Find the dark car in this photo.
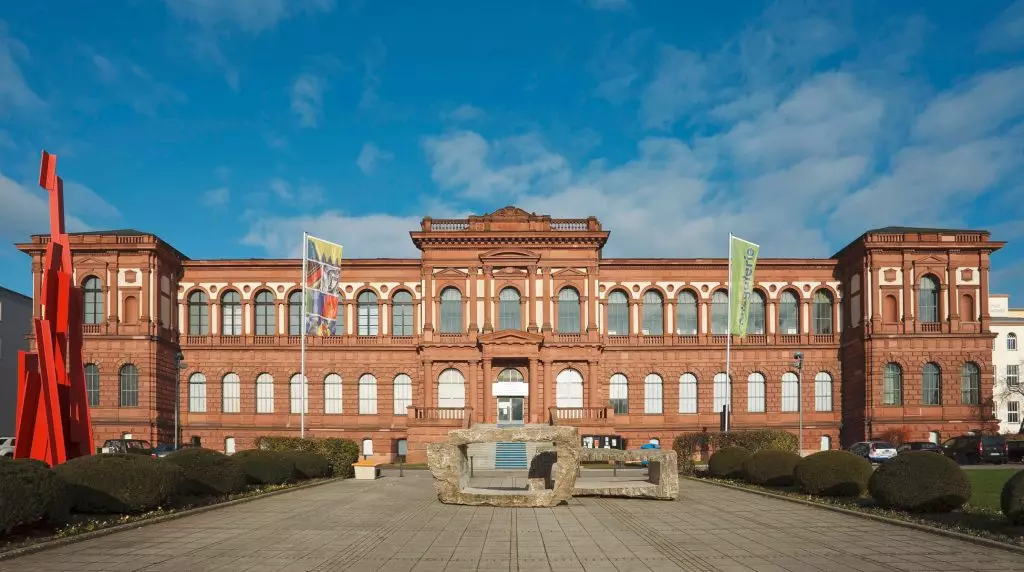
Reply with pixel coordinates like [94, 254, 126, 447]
[102, 438, 154, 455]
[940, 434, 1008, 464]
[897, 441, 941, 453]
[1007, 440, 1024, 463]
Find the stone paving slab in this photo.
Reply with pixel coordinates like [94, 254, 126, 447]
[2, 471, 1023, 571]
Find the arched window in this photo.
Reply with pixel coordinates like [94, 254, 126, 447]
[781, 372, 799, 412]
[679, 373, 698, 413]
[747, 372, 765, 413]
[747, 290, 766, 335]
[557, 288, 581, 333]
[607, 290, 629, 335]
[961, 362, 980, 405]
[676, 290, 698, 335]
[883, 363, 903, 406]
[288, 291, 303, 336]
[83, 276, 104, 325]
[712, 373, 730, 413]
[556, 368, 584, 407]
[290, 373, 308, 414]
[437, 368, 466, 408]
[644, 374, 663, 414]
[188, 372, 207, 412]
[609, 373, 628, 414]
[439, 287, 463, 333]
[254, 290, 275, 335]
[918, 275, 939, 323]
[222, 373, 240, 413]
[814, 372, 833, 411]
[256, 373, 274, 413]
[188, 291, 209, 335]
[358, 374, 378, 414]
[357, 291, 379, 336]
[959, 293, 975, 322]
[642, 290, 664, 335]
[324, 373, 342, 414]
[392, 291, 413, 336]
[1008, 333, 1018, 351]
[119, 364, 138, 407]
[922, 363, 941, 405]
[813, 290, 834, 334]
[496, 368, 524, 383]
[498, 287, 521, 330]
[779, 290, 800, 335]
[883, 294, 898, 323]
[221, 291, 241, 336]
[711, 290, 729, 335]
[393, 374, 412, 415]
[85, 363, 100, 407]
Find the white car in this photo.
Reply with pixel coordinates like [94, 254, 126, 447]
[0, 437, 15, 458]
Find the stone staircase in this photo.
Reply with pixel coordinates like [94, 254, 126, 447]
[494, 442, 528, 469]
[464, 424, 553, 470]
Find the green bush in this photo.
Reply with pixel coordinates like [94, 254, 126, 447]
[232, 450, 295, 485]
[743, 450, 802, 487]
[163, 448, 247, 496]
[0, 458, 69, 533]
[708, 446, 751, 479]
[868, 452, 971, 513]
[674, 429, 797, 475]
[53, 454, 182, 514]
[255, 437, 357, 478]
[1000, 470, 1024, 525]
[794, 451, 872, 497]
[277, 450, 332, 479]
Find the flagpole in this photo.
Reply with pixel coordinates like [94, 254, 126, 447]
[725, 233, 733, 432]
[300, 231, 308, 439]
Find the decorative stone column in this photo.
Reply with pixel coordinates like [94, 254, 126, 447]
[423, 267, 434, 333]
[587, 360, 598, 409]
[469, 266, 478, 332]
[528, 358, 539, 422]
[422, 359, 434, 408]
[482, 357, 492, 422]
[541, 268, 551, 332]
[527, 265, 538, 332]
[483, 266, 493, 333]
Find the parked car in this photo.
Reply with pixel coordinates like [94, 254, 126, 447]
[897, 441, 941, 453]
[152, 444, 194, 458]
[1005, 440, 1024, 463]
[848, 441, 898, 463]
[940, 434, 1008, 465]
[101, 438, 154, 455]
[0, 437, 15, 457]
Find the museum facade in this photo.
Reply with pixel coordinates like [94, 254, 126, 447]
[16, 207, 1006, 462]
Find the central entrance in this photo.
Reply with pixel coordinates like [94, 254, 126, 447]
[497, 396, 525, 424]
[493, 367, 528, 426]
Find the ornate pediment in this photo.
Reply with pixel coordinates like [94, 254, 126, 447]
[489, 206, 533, 218]
[917, 255, 946, 266]
[479, 248, 541, 266]
[551, 267, 587, 277]
[494, 266, 528, 276]
[433, 267, 469, 278]
[74, 257, 106, 267]
[478, 329, 544, 346]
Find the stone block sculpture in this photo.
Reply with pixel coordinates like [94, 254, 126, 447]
[573, 447, 679, 500]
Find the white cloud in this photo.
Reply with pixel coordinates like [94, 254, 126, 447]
[979, 0, 1024, 52]
[290, 73, 326, 127]
[163, 0, 335, 33]
[0, 171, 119, 249]
[586, 0, 630, 10]
[241, 211, 422, 259]
[912, 66, 1024, 144]
[359, 38, 387, 110]
[639, 46, 707, 129]
[267, 177, 324, 205]
[356, 143, 393, 175]
[202, 187, 230, 206]
[92, 54, 119, 83]
[0, 24, 45, 117]
[443, 104, 485, 122]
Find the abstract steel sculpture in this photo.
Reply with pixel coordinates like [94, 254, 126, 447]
[14, 151, 94, 465]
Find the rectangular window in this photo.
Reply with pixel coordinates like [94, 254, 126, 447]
[644, 377, 663, 414]
[189, 303, 209, 335]
[393, 305, 413, 336]
[609, 377, 628, 414]
[1009, 401, 1020, 424]
[189, 380, 207, 413]
[223, 306, 241, 336]
[814, 375, 833, 412]
[781, 375, 800, 412]
[393, 378, 412, 415]
[85, 365, 100, 407]
[223, 376, 240, 413]
[1008, 365, 1020, 388]
[325, 375, 343, 414]
[712, 375, 730, 413]
[607, 302, 629, 335]
[256, 380, 274, 413]
[358, 305, 379, 336]
[359, 381, 378, 414]
[679, 378, 697, 414]
[747, 377, 765, 413]
[290, 378, 308, 414]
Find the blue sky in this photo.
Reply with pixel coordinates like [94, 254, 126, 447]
[1, 0, 1023, 302]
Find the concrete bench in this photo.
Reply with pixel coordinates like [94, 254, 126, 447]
[352, 460, 382, 480]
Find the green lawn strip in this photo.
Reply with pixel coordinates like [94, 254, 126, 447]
[965, 468, 1020, 510]
[691, 475, 1024, 547]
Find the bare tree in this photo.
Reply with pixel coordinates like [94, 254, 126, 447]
[995, 361, 1024, 433]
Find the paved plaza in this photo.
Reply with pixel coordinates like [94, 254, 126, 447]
[2, 469, 1023, 571]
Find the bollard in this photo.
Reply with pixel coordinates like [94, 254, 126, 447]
[400, 460, 404, 477]
[470, 456, 475, 477]
[613, 461, 618, 477]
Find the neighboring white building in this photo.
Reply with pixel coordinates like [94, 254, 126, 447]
[991, 294, 1024, 434]
[0, 285, 32, 436]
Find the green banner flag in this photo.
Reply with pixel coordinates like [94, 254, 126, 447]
[728, 235, 760, 337]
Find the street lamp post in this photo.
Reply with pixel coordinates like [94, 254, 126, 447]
[174, 351, 186, 450]
[793, 352, 804, 456]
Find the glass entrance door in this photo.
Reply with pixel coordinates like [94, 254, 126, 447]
[496, 396, 525, 425]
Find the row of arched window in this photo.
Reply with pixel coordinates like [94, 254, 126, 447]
[882, 362, 982, 406]
[184, 285, 837, 336]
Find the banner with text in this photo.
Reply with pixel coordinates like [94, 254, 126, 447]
[304, 235, 344, 336]
[728, 235, 760, 337]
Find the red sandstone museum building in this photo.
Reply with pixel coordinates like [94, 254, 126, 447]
[16, 207, 1005, 462]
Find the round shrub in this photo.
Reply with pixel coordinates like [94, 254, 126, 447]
[53, 454, 182, 514]
[163, 448, 247, 496]
[278, 450, 332, 479]
[1000, 470, 1024, 525]
[232, 450, 294, 485]
[708, 446, 751, 479]
[0, 457, 68, 532]
[743, 450, 802, 487]
[868, 451, 971, 513]
[795, 450, 872, 497]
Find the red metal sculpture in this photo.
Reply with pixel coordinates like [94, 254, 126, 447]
[14, 151, 94, 465]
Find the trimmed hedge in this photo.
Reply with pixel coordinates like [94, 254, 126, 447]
[674, 429, 797, 475]
[1002, 470, 1024, 525]
[868, 452, 971, 513]
[708, 446, 751, 480]
[163, 448, 247, 496]
[232, 450, 295, 485]
[53, 454, 182, 514]
[0, 458, 68, 533]
[255, 437, 357, 478]
[278, 450, 332, 479]
[743, 450, 802, 487]
[794, 450, 872, 497]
